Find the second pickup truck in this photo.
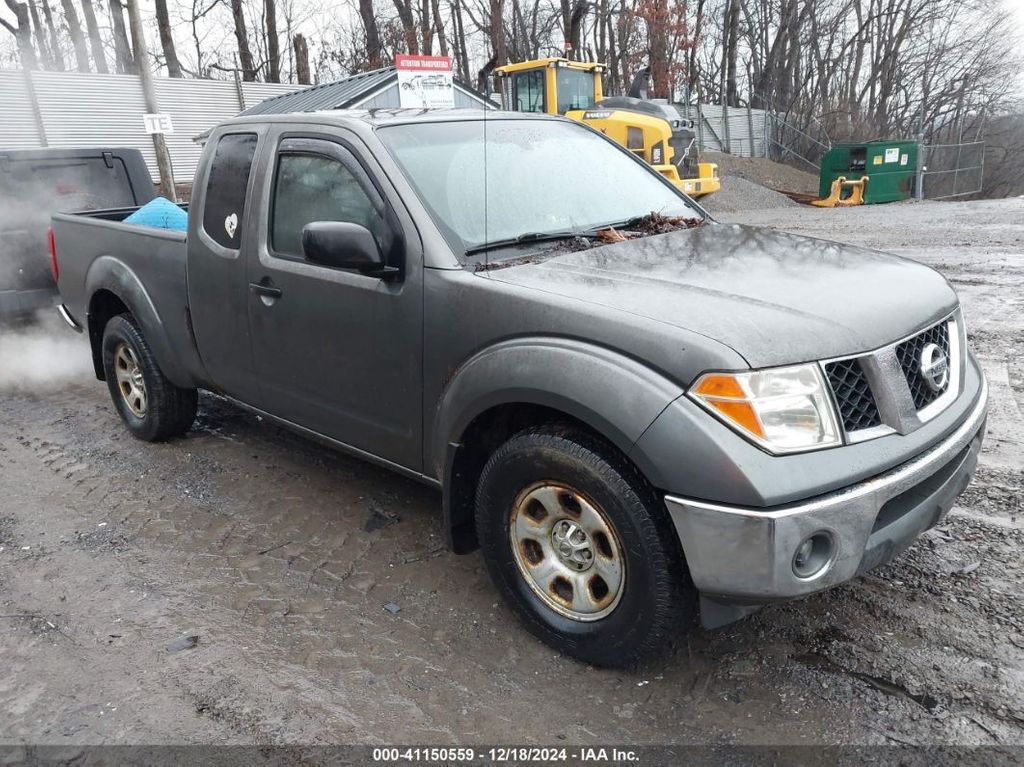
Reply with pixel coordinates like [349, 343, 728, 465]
[52, 109, 988, 667]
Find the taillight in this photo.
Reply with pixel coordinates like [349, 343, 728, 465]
[47, 227, 58, 283]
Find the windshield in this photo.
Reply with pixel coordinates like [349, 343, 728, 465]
[556, 68, 596, 113]
[378, 119, 700, 258]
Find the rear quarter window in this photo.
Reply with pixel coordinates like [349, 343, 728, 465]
[202, 133, 258, 249]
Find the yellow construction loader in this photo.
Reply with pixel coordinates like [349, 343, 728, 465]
[494, 58, 720, 198]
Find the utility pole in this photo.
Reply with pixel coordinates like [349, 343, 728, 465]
[125, 0, 177, 201]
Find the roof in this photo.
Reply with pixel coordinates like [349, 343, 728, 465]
[495, 57, 604, 75]
[222, 108, 555, 130]
[240, 67, 496, 117]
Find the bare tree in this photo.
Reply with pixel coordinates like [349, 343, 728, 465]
[1, 0, 39, 68]
[39, 0, 64, 69]
[292, 31, 309, 83]
[58, 0, 89, 71]
[265, 0, 281, 81]
[230, 0, 257, 80]
[79, 0, 107, 72]
[392, 0, 419, 54]
[108, 0, 135, 73]
[358, 0, 383, 68]
[154, 0, 183, 76]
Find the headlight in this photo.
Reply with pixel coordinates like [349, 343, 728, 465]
[689, 364, 841, 454]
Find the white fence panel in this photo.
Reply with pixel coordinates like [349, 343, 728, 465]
[0, 71, 44, 150]
[156, 77, 246, 181]
[0, 70, 303, 183]
[32, 71, 153, 171]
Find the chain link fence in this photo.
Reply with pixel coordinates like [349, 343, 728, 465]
[919, 141, 985, 199]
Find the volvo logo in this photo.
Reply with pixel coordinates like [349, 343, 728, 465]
[919, 343, 949, 393]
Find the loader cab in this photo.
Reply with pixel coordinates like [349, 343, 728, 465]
[495, 58, 604, 115]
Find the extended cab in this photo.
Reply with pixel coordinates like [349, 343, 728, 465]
[51, 110, 988, 666]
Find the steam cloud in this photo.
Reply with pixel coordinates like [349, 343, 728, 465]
[0, 315, 93, 391]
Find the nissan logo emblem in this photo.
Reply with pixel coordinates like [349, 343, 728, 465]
[919, 343, 949, 393]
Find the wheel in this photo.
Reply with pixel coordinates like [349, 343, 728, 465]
[101, 314, 197, 442]
[475, 424, 696, 667]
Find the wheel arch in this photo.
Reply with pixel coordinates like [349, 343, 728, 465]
[433, 338, 685, 553]
[85, 256, 198, 388]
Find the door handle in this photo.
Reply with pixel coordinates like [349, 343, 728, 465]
[250, 282, 282, 299]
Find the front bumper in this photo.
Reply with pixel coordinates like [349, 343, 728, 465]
[665, 377, 988, 610]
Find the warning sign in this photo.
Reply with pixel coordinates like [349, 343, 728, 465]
[396, 55, 455, 109]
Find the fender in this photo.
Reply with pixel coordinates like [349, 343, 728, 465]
[85, 255, 203, 389]
[431, 336, 686, 482]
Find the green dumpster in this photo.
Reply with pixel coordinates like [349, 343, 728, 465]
[818, 140, 918, 204]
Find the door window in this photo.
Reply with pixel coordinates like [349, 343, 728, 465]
[511, 69, 545, 113]
[202, 133, 258, 249]
[271, 153, 386, 259]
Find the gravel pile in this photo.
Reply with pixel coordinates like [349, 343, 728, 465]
[699, 175, 798, 214]
[704, 152, 820, 194]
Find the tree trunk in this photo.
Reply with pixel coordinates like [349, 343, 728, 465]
[265, 0, 280, 82]
[58, 0, 89, 70]
[358, 0, 382, 69]
[431, 0, 448, 57]
[79, 0, 107, 72]
[29, 1, 52, 68]
[451, 0, 470, 83]
[108, 0, 135, 73]
[153, 0, 182, 77]
[419, 0, 433, 54]
[292, 33, 310, 84]
[723, 0, 739, 106]
[392, 0, 419, 54]
[565, 0, 586, 60]
[40, 0, 64, 69]
[647, 0, 671, 98]
[1, 0, 39, 69]
[230, 0, 256, 80]
[125, 0, 176, 200]
[488, 0, 505, 66]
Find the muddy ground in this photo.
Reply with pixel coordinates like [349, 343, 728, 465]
[0, 198, 1021, 748]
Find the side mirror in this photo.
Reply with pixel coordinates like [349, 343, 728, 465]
[301, 221, 399, 278]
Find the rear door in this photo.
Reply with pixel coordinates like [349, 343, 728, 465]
[245, 127, 424, 471]
[186, 130, 263, 403]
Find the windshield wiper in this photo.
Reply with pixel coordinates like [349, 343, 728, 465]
[464, 229, 593, 256]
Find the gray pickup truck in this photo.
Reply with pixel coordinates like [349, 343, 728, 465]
[52, 109, 988, 667]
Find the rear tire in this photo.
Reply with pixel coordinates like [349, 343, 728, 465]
[101, 314, 197, 442]
[475, 423, 696, 667]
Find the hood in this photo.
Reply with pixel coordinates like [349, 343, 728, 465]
[485, 223, 958, 368]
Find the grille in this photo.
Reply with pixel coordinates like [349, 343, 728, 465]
[824, 358, 882, 433]
[895, 321, 951, 411]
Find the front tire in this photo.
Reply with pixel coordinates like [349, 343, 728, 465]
[101, 314, 197, 442]
[475, 424, 696, 667]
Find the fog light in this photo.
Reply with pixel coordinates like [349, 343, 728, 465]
[792, 532, 834, 579]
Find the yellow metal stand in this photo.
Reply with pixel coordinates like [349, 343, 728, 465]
[811, 176, 869, 207]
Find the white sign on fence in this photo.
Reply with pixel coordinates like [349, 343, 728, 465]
[143, 113, 175, 134]
[395, 55, 455, 109]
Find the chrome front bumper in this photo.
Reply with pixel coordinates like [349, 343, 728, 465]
[665, 378, 988, 608]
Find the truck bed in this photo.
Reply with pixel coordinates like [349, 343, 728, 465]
[51, 204, 200, 385]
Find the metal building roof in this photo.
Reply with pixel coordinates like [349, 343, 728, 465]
[241, 69, 396, 115]
[240, 67, 495, 116]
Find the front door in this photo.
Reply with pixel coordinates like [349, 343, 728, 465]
[246, 133, 423, 471]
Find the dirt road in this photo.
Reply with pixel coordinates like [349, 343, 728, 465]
[1, 199, 1021, 747]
